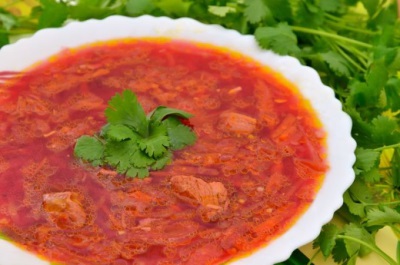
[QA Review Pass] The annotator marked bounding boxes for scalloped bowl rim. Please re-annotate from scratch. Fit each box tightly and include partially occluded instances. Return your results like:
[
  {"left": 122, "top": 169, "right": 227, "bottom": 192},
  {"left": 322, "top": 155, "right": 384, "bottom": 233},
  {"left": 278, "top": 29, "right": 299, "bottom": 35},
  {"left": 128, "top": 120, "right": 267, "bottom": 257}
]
[{"left": 0, "top": 15, "right": 356, "bottom": 265}]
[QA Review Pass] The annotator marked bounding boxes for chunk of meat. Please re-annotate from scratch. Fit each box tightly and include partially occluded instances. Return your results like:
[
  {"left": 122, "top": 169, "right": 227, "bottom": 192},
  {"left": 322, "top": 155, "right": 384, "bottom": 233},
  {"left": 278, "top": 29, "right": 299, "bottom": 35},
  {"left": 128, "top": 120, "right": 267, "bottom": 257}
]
[
  {"left": 170, "top": 175, "right": 229, "bottom": 222},
  {"left": 218, "top": 112, "right": 256, "bottom": 135},
  {"left": 170, "top": 175, "right": 228, "bottom": 208},
  {"left": 42, "top": 191, "right": 87, "bottom": 229}
]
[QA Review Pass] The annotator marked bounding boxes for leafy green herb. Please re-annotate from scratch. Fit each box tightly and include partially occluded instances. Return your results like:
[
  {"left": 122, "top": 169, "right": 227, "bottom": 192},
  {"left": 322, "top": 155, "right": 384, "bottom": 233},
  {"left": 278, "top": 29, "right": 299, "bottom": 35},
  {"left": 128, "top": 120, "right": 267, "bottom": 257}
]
[
  {"left": 74, "top": 136, "right": 104, "bottom": 166},
  {"left": 74, "top": 89, "right": 196, "bottom": 178},
  {"left": 315, "top": 223, "right": 398, "bottom": 265},
  {"left": 105, "top": 89, "right": 148, "bottom": 137},
  {"left": 365, "top": 206, "right": 400, "bottom": 227},
  {"left": 4, "top": 0, "right": 400, "bottom": 264},
  {"left": 313, "top": 223, "right": 339, "bottom": 258},
  {"left": 254, "top": 23, "right": 301, "bottom": 55},
  {"left": 243, "top": 0, "right": 272, "bottom": 24}
]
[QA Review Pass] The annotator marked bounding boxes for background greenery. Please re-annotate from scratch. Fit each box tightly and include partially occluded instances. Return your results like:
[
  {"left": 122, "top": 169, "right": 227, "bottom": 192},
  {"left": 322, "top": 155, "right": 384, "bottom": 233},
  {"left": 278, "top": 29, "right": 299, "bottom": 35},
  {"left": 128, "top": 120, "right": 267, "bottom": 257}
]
[{"left": 1, "top": 0, "right": 400, "bottom": 264}]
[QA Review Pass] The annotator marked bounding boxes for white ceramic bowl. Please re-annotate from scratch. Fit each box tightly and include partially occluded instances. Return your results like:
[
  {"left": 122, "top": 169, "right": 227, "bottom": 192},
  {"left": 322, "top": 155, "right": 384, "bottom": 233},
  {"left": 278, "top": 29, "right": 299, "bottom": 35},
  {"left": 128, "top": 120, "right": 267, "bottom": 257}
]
[{"left": 0, "top": 15, "right": 356, "bottom": 265}]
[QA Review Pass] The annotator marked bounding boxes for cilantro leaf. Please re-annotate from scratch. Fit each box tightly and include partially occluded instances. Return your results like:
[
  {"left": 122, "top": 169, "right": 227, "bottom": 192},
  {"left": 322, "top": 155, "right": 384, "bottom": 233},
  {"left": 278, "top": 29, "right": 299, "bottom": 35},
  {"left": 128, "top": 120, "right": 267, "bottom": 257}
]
[
  {"left": 361, "top": 167, "right": 381, "bottom": 183},
  {"left": 255, "top": 23, "right": 300, "bottom": 55},
  {"left": 131, "top": 149, "right": 155, "bottom": 168},
  {"left": 126, "top": 167, "right": 149, "bottom": 179},
  {"left": 244, "top": 0, "right": 273, "bottom": 24},
  {"left": 207, "top": 6, "right": 235, "bottom": 17},
  {"left": 125, "top": 0, "right": 155, "bottom": 16},
  {"left": 102, "top": 124, "right": 138, "bottom": 141},
  {"left": 104, "top": 139, "right": 138, "bottom": 172},
  {"left": 314, "top": 224, "right": 339, "bottom": 258},
  {"left": 366, "top": 61, "right": 389, "bottom": 94},
  {"left": 319, "top": 0, "right": 341, "bottom": 12},
  {"left": 69, "top": 0, "right": 125, "bottom": 20},
  {"left": 320, "top": 51, "right": 351, "bottom": 77},
  {"left": 344, "top": 191, "right": 366, "bottom": 218},
  {"left": 151, "top": 151, "right": 172, "bottom": 170},
  {"left": 348, "top": 80, "right": 372, "bottom": 108},
  {"left": 371, "top": 115, "right": 400, "bottom": 146},
  {"left": 138, "top": 123, "right": 170, "bottom": 157},
  {"left": 164, "top": 117, "right": 197, "bottom": 150},
  {"left": 385, "top": 78, "right": 400, "bottom": 111},
  {"left": 38, "top": 0, "right": 68, "bottom": 29},
  {"left": 263, "top": 0, "right": 292, "bottom": 21},
  {"left": 138, "top": 135, "right": 169, "bottom": 157},
  {"left": 332, "top": 239, "right": 350, "bottom": 264},
  {"left": 290, "top": 0, "right": 324, "bottom": 28},
  {"left": 155, "top": 0, "right": 192, "bottom": 17},
  {"left": 105, "top": 90, "right": 148, "bottom": 137},
  {"left": 349, "top": 180, "right": 374, "bottom": 204},
  {"left": 149, "top": 106, "right": 193, "bottom": 124},
  {"left": 342, "top": 224, "right": 374, "bottom": 257},
  {"left": 0, "top": 10, "right": 17, "bottom": 31},
  {"left": 365, "top": 206, "right": 400, "bottom": 227},
  {"left": 354, "top": 147, "right": 380, "bottom": 173},
  {"left": 75, "top": 90, "right": 196, "bottom": 178},
  {"left": 74, "top": 136, "right": 104, "bottom": 165}
]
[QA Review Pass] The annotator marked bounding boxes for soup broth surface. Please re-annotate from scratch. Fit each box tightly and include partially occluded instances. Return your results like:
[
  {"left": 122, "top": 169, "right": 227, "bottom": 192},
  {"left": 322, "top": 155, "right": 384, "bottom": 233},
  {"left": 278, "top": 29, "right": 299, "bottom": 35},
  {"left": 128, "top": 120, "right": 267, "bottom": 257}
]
[{"left": 0, "top": 39, "right": 327, "bottom": 265}]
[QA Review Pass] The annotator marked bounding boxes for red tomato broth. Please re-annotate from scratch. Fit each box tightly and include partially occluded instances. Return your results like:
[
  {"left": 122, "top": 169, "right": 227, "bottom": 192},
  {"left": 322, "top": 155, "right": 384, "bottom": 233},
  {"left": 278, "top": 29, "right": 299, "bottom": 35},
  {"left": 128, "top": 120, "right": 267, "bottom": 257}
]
[{"left": 0, "top": 38, "right": 328, "bottom": 265}]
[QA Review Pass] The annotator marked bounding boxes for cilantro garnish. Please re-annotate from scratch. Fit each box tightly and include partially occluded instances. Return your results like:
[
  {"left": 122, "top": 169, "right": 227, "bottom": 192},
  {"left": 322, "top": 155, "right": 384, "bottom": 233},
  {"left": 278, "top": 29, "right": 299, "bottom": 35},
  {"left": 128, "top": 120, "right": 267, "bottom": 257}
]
[{"left": 74, "top": 90, "right": 196, "bottom": 178}]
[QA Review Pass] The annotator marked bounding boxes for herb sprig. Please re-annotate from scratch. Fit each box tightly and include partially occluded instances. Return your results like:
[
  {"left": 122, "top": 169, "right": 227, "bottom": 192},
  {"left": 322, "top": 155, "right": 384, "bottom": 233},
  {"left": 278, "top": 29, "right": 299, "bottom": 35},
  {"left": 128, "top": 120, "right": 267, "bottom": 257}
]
[
  {"left": 74, "top": 90, "right": 196, "bottom": 178},
  {"left": 3, "top": 0, "right": 400, "bottom": 264}
]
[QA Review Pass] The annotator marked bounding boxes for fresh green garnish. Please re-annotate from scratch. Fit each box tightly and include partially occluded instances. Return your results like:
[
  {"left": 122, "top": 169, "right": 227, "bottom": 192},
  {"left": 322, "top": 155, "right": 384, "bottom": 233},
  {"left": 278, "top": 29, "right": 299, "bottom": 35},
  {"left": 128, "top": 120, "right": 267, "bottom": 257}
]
[
  {"left": 74, "top": 90, "right": 196, "bottom": 178},
  {"left": 4, "top": 0, "right": 400, "bottom": 264}
]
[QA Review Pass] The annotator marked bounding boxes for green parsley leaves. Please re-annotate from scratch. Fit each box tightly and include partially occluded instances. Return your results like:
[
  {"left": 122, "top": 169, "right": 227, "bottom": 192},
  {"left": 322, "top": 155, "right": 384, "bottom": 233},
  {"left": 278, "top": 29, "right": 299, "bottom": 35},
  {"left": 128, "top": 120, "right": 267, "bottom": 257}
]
[
  {"left": 74, "top": 90, "right": 196, "bottom": 178},
  {"left": 314, "top": 222, "right": 398, "bottom": 265},
  {"left": 105, "top": 89, "right": 148, "bottom": 137}
]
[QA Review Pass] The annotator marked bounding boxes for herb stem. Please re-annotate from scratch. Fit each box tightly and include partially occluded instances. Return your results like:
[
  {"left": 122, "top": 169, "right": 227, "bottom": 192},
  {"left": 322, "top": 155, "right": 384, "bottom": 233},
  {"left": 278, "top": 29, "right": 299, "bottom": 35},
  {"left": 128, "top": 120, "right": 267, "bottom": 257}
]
[
  {"left": 363, "top": 200, "right": 400, "bottom": 206},
  {"left": 337, "top": 207, "right": 359, "bottom": 223},
  {"left": 240, "top": 16, "right": 248, "bottom": 35},
  {"left": 324, "top": 12, "right": 366, "bottom": 23},
  {"left": 374, "top": 144, "right": 400, "bottom": 151},
  {"left": 336, "top": 41, "right": 369, "bottom": 66},
  {"left": 290, "top": 26, "right": 373, "bottom": 48},
  {"left": 325, "top": 19, "right": 378, "bottom": 35},
  {"left": 329, "top": 42, "right": 366, "bottom": 72},
  {"left": 374, "top": 184, "right": 392, "bottom": 188},
  {"left": 337, "top": 235, "right": 398, "bottom": 265}
]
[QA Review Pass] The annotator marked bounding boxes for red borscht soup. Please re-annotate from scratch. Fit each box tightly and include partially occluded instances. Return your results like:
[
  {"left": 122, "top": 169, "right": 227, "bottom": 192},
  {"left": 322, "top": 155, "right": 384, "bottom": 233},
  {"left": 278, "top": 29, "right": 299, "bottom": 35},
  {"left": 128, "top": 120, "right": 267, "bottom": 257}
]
[{"left": 0, "top": 39, "right": 327, "bottom": 265}]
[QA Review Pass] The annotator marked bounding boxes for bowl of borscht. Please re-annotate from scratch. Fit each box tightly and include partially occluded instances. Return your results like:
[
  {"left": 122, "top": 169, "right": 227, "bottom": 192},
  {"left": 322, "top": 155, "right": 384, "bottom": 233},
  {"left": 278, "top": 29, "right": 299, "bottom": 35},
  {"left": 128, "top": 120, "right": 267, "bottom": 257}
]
[{"left": 0, "top": 15, "right": 356, "bottom": 265}]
